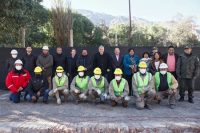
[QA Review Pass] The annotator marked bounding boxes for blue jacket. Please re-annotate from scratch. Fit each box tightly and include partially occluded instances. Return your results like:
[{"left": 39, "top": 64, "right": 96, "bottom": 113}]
[{"left": 123, "top": 54, "right": 140, "bottom": 76}]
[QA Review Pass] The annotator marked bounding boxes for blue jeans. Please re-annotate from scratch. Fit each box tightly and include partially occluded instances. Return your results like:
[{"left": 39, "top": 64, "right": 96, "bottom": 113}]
[
  {"left": 27, "top": 89, "right": 50, "bottom": 102},
  {"left": 10, "top": 92, "right": 21, "bottom": 103}
]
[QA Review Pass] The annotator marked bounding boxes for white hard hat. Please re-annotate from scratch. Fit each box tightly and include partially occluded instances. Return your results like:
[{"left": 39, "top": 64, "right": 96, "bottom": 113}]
[
  {"left": 14, "top": 59, "right": 23, "bottom": 65},
  {"left": 159, "top": 63, "right": 168, "bottom": 69},
  {"left": 42, "top": 46, "right": 49, "bottom": 50},
  {"left": 11, "top": 49, "right": 18, "bottom": 55}
]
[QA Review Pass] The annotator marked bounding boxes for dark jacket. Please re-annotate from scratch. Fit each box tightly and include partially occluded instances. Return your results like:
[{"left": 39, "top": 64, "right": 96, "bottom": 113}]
[
  {"left": 53, "top": 53, "right": 67, "bottom": 73},
  {"left": 76, "top": 55, "right": 92, "bottom": 74},
  {"left": 27, "top": 74, "right": 48, "bottom": 96},
  {"left": 162, "top": 53, "right": 179, "bottom": 71},
  {"left": 36, "top": 53, "right": 53, "bottom": 77},
  {"left": 111, "top": 54, "right": 124, "bottom": 70},
  {"left": 176, "top": 53, "right": 200, "bottom": 79},
  {"left": 21, "top": 53, "right": 36, "bottom": 75},
  {"left": 149, "top": 60, "right": 163, "bottom": 75},
  {"left": 93, "top": 52, "right": 111, "bottom": 76},
  {"left": 5, "top": 57, "right": 18, "bottom": 73},
  {"left": 67, "top": 55, "right": 78, "bottom": 79}
]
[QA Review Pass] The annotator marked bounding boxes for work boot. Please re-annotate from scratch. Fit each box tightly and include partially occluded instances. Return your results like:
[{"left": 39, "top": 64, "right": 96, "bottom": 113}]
[
  {"left": 122, "top": 101, "right": 128, "bottom": 108},
  {"left": 111, "top": 100, "right": 117, "bottom": 107},
  {"left": 178, "top": 97, "right": 184, "bottom": 102},
  {"left": 57, "top": 98, "right": 61, "bottom": 105},
  {"left": 188, "top": 98, "right": 194, "bottom": 103},
  {"left": 157, "top": 99, "right": 161, "bottom": 104}
]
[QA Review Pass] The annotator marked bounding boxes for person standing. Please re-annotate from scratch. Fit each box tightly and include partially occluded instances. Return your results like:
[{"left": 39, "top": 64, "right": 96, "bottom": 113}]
[
  {"left": 5, "top": 49, "right": 19, "bottom": 73},
  {"left": 76, "top": 49, "right": 92, "bottom": 76},
  {"left": 5, "top": 59, "right": 30, "bottom": 103},
  {"left": 162, "top": 45, "right": 179, "bottom": 79},
  {"left": 53, "top": 47, "right": 67, "bottom": 75},
  {"left": 149, "top": 52, "right": 163, "bottom": 75},
  {"left": 93, "top": 45, "right": 111, "bottom": 81},
  {"left": 36, "top": 46, "right": 53, "bottom": 89},
  {"left": 123, "top": 48, "right": 140, "bottom": 96},
  {"left": 176, "top": 45, "right": 199, "bottom": 103},
  {"left": 21, "top": 46, "right": 36, "bottom": 77},
  {"left": 67, "top": 48, "right": 78, "bottom": 84}
]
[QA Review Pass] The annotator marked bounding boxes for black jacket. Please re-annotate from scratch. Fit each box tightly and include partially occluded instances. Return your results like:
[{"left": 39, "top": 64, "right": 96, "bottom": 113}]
[
  {"left": 93, "top": 52, "right": 111, "bottom": 76},
  {"left": 21, "top": 53, "right": 36, "bottom": 74},
  {"left": 111, "top": 54, "right": 123, "bottom": 70},
  {"left": 76, "top": 55, "right": 92, "bottom": 71},
  {"left": 53, "top": 53, "right": 67, "bottom": 72},
  {"left": 176, "top": 53, "right": 200, "bottom": 79},
  {"left": 27, "top": 74, "right": 48, "bottom": 96},
  {"left": 67, "top": 55, "right": 78, "bottom": 76},
  {"left": 5, "top": 57, "right": 18, "bottom": 73}
]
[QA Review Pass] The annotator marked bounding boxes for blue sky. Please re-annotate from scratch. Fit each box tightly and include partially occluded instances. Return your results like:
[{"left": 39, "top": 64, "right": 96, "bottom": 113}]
[{"left": 42, "top": 0, "right": 200, "bottom": 24}]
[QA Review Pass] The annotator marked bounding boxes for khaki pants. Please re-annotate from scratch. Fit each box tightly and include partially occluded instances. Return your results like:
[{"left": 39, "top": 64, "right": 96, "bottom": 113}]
[
  {"left": 157, "top": 90, "right": 176, "bottom": 105},
  {"left": 111, "top": 97, "right": 129, "bottom": 107},
  {"left": 49, "top": 89, "right": 69, "bottom": 101},
  {"left": 47, "top": 76, "right": 52, "bottom": 89},
  {"left": 71, "top": 91, "right": 87, "bottom": 101},
  {"left": 135, "top": 90, "right": 155, "bottom": 109}
]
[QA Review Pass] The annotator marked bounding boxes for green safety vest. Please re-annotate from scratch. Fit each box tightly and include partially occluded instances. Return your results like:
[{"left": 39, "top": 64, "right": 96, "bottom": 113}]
[
  {"left": 55, "top": 75, "right": 67, "bottom": 87},
  {"left": 75, "top": 76, "right": 89, "bottom": 91},
  {"left": 91, "top": 76, "right": 105, "bottom": 91},
  {"left": 112, "top": 78, "right": 126, "bottom": 96},
  {"left": 155, "top": 72, "right": 172, "bottom": 92},
  {"left": 134, "top": 72, "right": 151, "bottom": 94}
]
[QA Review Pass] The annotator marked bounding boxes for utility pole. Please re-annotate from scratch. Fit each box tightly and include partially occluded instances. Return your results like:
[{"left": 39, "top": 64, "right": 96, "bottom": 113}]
[{"left": 128, "top": 0, "right": 132, "bottom": 46}]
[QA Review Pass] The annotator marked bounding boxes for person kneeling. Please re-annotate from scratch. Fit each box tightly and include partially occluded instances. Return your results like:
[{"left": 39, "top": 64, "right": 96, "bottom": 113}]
[
  {"left": 109, "top": 68, "right": 130, "bottom": 108},
  {"left": 27, "top": 66, "right": 49, "bottom": 104},
  {"left": 70, "top": 66, "right": 89, "bottom": 104},
  {"left": 88, "top": 67, "right": 109, "bottom": 104},
  {"left": 49, "top": 66, "right": 69, "bottom": 105},
  {"left": 155, "top": 63, "right": 178, "bottom": 109},
  {"left": 6, "top": 59, "right": 30, "bottom": 103},
  {"left": 133, "top": 61, "right": 155, "bottom": 110}
]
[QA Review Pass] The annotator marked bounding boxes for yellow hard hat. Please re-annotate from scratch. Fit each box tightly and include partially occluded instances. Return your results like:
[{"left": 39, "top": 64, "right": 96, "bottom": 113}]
[
  {"left": 56, "top": 66, "right": 64, "bottom": 73},
  {"left": 34, "top": 66, "right": 42, "bottom": 73},
  {"left": 93, "top": 67, "right": 102, "bottom": 75},
  {"left": 114, "top": 68, "right": 123, "bottom": 75},
  {"left": 138, "top": 61, "right": 147, "bottom": 68},
  {"left": 77, "top": 66, "right": 86, "bottom": 72}
]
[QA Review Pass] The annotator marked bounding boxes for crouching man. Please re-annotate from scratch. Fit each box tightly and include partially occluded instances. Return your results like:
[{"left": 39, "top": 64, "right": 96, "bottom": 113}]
[
  {"left": 133, "top": 61, "right": 155, "bottom": 110},
  {"left": 109, "top": 68, "right": 130, "bottom": 108},
  {"left": 88, "top": 67, "right": 109, "bottom": 104},
  {"left": 155, "top": 63, "right": 178, "bottom": 109},
  {"left": 49, "top": 66, "right": 69, "bottom": 104},
  {"left": 27, "top": 66, "right": 49, "bottom": 103},
  {"left": 70, "top": 66, "right": 89, "bottom": 104},
  {"left": 6, "top": 59, "right": 30, "bottom": 103}
]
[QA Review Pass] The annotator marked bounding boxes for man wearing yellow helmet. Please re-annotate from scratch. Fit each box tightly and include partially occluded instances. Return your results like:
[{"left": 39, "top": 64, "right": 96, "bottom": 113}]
[
  {"left": 132, "top": 61, "right": 155, "bottom": 110},
  {"left": 27, "top": 66, "right": 49, "bottom": 103},
  {"left": 70, "top": 65, "right": 89, "bottom": 104},
  {"left": 49, "top": 66, "right": 69, "bottom": 105},
  {"left": 88, "top": 67, "right": 109, "bottom": 103},
  {"left": 109, "top": 68, "right": 130, "bottom": 107}
]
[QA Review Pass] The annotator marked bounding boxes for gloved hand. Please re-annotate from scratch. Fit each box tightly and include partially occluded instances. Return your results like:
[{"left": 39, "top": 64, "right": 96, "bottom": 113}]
[
  {"left": 97, "top": 89, "right": 101, "bottom": 95},
  {"left": 53, "top": 88, "right": 58, "bottom": 93},
  {"left": 74, "top": 89, "right": 80, "bottom": 94}
]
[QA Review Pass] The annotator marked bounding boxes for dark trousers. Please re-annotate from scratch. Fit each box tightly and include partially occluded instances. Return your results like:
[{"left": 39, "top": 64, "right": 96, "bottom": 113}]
[
  {"left": 170, "top": 71, "right": 177, "bottom": 79},
  {"left": 10, "top": 92, "right": 21, "bottom": 103},
  {"left": 124, "top": 74, "right": 133, "bottom": 96},
  {"left": 28, "top": 89, "right": 50, "bottom": 102},
  {"left": 179, "top": 78, "right": 195, "bottom": 99}
]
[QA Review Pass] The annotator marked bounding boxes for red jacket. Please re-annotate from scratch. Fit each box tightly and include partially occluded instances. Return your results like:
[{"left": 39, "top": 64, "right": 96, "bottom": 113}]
[{"left": 5, "top": 69, "right": 31, "bottom": 93}]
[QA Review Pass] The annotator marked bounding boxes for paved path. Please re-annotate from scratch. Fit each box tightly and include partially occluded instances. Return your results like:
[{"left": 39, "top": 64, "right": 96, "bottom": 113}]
[{"left": 0, "top": 90, "right": 200, "bottom": 133}]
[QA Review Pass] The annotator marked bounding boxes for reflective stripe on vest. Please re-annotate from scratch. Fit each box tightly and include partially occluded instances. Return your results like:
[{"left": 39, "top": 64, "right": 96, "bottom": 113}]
[
  {"left": 155, "top": 72, "right": 172, "bottom": 92},
  {"left": 55, "top": 75, "right": 67, "bottom": 87},
  {"left": 91, "top": 76, "right": 105, "bottom": 91},
  {"left": 75, "top": 76, "right": 89, "bottom": 91},
  {"left": 112, "top": 78, "right": 126, "bottom": 96},
  {"left": 134, "top": 72, "right": 151, "bottom": 94}
]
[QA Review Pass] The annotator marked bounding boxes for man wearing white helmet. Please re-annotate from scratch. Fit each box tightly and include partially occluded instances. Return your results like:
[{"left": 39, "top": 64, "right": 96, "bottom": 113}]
[
  {"left": 36, "top": 45, "right": 53, "bottom": 89},
  {"left": 5, "top": 49, "right": 19, "bottom": 73},
  {"left": 154, "top": 63, "right": 178, "bottom": 109},
  {"left": 5, "top": 59, "right": 30, "bottom": 103}
]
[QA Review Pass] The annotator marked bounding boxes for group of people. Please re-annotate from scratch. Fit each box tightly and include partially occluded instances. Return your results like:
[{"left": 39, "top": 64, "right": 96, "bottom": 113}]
[{"left": 5, "top": 45, "right": 199, "bottom": 110}]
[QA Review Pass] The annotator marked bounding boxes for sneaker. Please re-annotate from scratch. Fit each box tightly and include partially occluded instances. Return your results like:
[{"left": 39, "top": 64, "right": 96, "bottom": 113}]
[
  {"left": 188, "top": 98, "right": 194, "bottom": 103},
  {"left": 178, "top": 97, "right": 184, "bottom": 102}
]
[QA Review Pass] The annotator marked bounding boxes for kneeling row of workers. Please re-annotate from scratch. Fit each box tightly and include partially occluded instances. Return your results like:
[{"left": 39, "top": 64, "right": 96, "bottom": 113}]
[{"left": 6, "top": 59, "right": 178, "bottom": 109}]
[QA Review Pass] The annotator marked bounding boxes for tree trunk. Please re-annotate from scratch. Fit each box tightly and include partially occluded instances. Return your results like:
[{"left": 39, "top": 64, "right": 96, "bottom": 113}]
[{"left": 21, "top": 27, "right": 26, "bottom": 47}]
